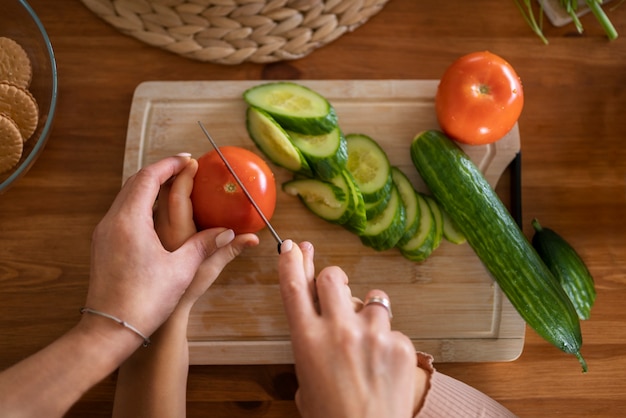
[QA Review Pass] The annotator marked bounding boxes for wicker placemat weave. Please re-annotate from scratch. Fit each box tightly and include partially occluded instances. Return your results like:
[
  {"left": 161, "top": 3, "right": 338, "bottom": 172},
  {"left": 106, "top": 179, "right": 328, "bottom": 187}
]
[{"left": 80, "top": 0, "right": 389, "bottom": 65}]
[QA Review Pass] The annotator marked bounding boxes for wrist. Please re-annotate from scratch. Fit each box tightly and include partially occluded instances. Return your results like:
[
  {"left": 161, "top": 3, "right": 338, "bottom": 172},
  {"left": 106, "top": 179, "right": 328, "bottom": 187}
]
[
  {"left": 33, "top": 313, "right": 148, "bottom": 405},
  {"left": 75, "top": 310, "right": 146, "bottom": 362},
  {"left": 174, "top": 298, "right": 195, "bottom": 317},
  {"left": 140, "top": 302, "right": 192, "bottom": 346},
  {"left": 80, "top": 307, "right": 151, "bottom": 347}
]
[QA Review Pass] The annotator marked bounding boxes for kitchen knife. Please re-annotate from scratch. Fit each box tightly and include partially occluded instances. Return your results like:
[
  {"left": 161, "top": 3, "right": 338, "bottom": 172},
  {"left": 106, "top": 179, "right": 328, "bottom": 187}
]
[{"left": 198, "top": 121, "right": 283, "bottom": 254}]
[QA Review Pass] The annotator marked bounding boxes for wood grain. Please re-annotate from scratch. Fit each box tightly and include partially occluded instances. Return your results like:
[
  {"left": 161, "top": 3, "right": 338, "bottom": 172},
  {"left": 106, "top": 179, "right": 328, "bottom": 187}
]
[
  {"left": 124, "top": 79, "right": 523, "bottom": 364},
  {"left": 1, "top": 0, "right": 625, "bottom": 416}
]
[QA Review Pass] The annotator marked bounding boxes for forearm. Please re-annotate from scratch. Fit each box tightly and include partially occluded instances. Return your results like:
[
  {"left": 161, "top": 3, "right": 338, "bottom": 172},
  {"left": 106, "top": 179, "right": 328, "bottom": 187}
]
[
  {"left": 113, "top": 303, "right": 192, "bottom": 418},
  {"left": 0, "top": 315, "right": 140, "bottom": 418}
]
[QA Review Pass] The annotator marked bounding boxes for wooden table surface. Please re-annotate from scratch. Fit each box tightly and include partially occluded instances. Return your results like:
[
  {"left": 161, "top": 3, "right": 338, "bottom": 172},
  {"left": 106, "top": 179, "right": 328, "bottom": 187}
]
[{"left": 1, "top": 0, "right": 625, "bottom": 416}]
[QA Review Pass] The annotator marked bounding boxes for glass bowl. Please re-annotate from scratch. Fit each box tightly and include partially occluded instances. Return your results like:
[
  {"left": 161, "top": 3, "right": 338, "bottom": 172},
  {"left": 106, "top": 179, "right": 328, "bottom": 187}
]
[{"left": 0, "top": 0, "right": 57, "bottom": 194}]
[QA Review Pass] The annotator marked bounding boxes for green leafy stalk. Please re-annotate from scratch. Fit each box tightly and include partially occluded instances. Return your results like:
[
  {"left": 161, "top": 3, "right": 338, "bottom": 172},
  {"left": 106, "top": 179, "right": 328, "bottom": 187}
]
[
  {"left": 516, "top": 0, "right": 619, "bottom": 43},
  {"left": 586, "top": 0, "right": 619, "bottom": 40},
  {"left": 560, "top": 0, "right": 584, "bottom": 33},
  {"left": 513, "top": 0, "right": 549, "bottom": 44}
]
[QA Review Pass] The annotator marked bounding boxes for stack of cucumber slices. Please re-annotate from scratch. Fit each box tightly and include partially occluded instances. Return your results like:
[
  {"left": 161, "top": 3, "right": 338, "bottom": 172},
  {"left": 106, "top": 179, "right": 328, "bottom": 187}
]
[{"left": 243, "top": 82, "right": 466, "bottom": 261}]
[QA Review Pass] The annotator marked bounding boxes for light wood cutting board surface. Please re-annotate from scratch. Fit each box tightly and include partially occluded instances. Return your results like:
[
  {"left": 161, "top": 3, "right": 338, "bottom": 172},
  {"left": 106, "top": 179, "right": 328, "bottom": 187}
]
[{"left": 124, "top": 80, "right": 524, "bottom": 364}]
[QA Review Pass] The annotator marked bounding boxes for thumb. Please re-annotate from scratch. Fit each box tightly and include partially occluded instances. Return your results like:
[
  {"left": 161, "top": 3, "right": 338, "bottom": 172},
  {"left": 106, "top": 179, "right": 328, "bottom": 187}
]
[
  {"left": 185, "top": 232, "right": 260, "bottom": 303},
  {"left": 172, "top": 228, "right": 234, "bottom": 273},
  {"left": 173, "top": 228, "right": 259, "bottom": 286},
  {"left": 195, "top": 232, "right": 260, "bottom": 280}
]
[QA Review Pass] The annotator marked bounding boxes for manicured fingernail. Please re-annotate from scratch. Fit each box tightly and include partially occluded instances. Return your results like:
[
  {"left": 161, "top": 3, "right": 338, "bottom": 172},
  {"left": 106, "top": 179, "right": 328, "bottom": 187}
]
[
  {"left": 281, "top": 239, "right": 293, "bottom": 253},
  {"left": 215, "top": 229, "right": 235, "bottom": 248},
  {"left": 175, "top": 152, "right": 192, "bottom": 158}
]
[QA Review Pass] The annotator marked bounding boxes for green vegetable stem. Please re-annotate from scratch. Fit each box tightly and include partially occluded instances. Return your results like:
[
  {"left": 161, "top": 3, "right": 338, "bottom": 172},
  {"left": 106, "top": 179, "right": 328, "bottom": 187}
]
[
  {"left": 513, "top": 0, "right": 549, "bottom": 44},
  {"left": 561, "top": 0, "right": 585, "bottom": 33},
  {"left": 514, "top": 0, "right": 618, "bottom": 43},
  {"left": 585, "top": 0, "right": 619, "bottom": 40}
]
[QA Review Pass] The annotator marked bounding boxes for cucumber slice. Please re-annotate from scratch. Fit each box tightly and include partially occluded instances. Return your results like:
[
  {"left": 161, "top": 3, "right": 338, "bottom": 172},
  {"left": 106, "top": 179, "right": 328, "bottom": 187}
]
[
  {"left": 359, "top": 185, "right": 406, "bottom": 251},
  {"left": 398, "top": 192, "right": 437, "bottom": 262},
  {"left": 345, "top": 133, "right": 393, "bottom": 203},
  {"left": 331, "top": 170, "right": 367, "bottom": 234},
  {"left": 288, "top": 126, "right": 348, "bottom": 181},
  {"left": 442, "top": 206, "right": 467, "bottom": 244},
  {"left": 364, "top": 192, "right": 391, "bottom": 219},
  {"left": 424, "top": 195, "right": 444, "bottom": 252},
  {"left": 246, "top": 106, "right": 312, "bottom": 175},
  {"left": 391, "top": 167, "right": 421, "bottom": 247},
  {"left": 283, "top": 178, "right": 353, "bottom": 225},
  {"left": 244, "top": 82, "right": 338, "bottom": 135}
]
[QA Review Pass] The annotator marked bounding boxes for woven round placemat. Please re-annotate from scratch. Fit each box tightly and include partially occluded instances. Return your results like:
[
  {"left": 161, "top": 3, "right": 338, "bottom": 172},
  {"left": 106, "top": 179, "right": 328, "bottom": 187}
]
[{"left": 80, "top": 0, "right": 389, "bottom": 65}]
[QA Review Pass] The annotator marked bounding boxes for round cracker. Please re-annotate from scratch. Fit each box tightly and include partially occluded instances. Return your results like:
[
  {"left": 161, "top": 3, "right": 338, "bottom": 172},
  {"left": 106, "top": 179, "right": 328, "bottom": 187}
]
[
  {"left": 0, "top": 81, "right": 38, "bottom": 142},
  {"left": 0, "top": 113, "right": 24, "bottom": 173},
  {"left": 0, "top": 37, "right": 32, "bottom": 89}
]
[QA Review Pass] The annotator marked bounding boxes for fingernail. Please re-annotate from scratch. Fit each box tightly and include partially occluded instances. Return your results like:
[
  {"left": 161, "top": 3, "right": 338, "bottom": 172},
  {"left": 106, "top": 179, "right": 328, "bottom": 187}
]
[
  {"left": 215, "top": 229, "right": 235, "bottom": 248},
  {"left": 281, "top": 239, "right": 293, "bottom": 253},
  {"left": 175, "top": 152, "right": 192, "bottom": 158}
]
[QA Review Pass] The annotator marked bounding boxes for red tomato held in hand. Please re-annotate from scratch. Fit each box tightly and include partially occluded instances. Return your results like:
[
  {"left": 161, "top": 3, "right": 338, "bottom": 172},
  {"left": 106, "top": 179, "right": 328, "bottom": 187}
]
[
  {"left": 191, "top": 146, "right": 277, "bottom": 234},
  {"left": 435, "top": 51, "right": 524, "bottom": 145}
]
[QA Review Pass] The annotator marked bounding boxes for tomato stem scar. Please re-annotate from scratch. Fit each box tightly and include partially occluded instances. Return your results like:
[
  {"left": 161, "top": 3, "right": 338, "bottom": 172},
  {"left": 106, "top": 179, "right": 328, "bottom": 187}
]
[{"left": 224, "top": 182, "right": 238, "bottom": 193}]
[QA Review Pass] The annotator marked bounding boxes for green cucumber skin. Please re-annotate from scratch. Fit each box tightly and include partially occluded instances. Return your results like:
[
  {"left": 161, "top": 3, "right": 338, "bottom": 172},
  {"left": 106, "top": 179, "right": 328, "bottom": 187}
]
[
  {"left": 244, "top": 82, "right": 338, "bottom": 135},
  {"left": 391, "top": 167, "right": 421, "bottom": 247},
  {"left": 283, "top": 178, "right": 353, "bottom": 225},
  {"left": 398, "top": 192, "right": 437, "bottom": 262},
  {"left": 289, "top": 128, "right": 348, "bottom": 181},
  {"left": 338, "top": 171, "right": 367, "bottom": 235},
  {"left": 329, "top": 170, "right": 366, "bottom": 233},
  {"left": 531, "top": 219, "right": 596, "bottom": 320},
  {"left": 423, "top": 195, "right": 443, "bottom": 253},
  {"left": 345, "top": 134, "right": 393, "bottom": 203},
  {"left": 361, "top": 176, "right": 393, "bottom": 204},
  {"left": 441, "top": 206, "right": 467, "bottom": 245},
  {"left": 278, "top": 111, "right": 337, "bottom": 136},
  {"left": 364, "top": 191, "right": 392, "bottom": 219},
  {"left": 245, "top": 107, "right": 313, "bottom": 176},
  {"left": 359, "top": 185, "right": 406, "bottom": 251},
  {"left": 411, "top": 130, "right": 585, "bottom": 368}
]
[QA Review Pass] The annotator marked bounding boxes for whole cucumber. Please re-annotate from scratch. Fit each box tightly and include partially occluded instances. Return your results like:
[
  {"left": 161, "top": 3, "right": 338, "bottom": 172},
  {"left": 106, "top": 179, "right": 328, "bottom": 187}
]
[
  {"left": 531, "top": 219, "right": 596, "bottom": 320},
  {"left": 411, "top": 130, "right": 587, "bottom": 371}
]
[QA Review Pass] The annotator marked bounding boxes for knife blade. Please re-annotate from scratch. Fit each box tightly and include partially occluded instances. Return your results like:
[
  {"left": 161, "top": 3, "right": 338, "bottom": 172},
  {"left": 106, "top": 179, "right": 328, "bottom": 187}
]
[{"left": 198, "top": 121, "right": 283, "bottom": 254}]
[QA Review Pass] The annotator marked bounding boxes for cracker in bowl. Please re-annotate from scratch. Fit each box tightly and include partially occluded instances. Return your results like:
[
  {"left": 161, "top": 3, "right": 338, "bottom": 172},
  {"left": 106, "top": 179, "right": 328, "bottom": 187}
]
[
  {"left": 0, "top": 36, "right": 32, "bottom": 89},
  {"left": 0, "top": 81, "right": 38, "bottom": 142},
  {"left": 0, "top": 37, "right": 40, "bottom": 175},
  {"left": 0, "top": 113, "right": 24, "bottom": 173}
]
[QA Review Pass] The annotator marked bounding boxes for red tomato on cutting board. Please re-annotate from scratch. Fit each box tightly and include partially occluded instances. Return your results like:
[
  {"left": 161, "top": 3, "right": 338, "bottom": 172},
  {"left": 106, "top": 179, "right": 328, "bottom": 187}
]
[
  {"left": 191, "top": 146, "right": 277, "bottom": 234},
  {"left": 435, "top": 51, "right": 524, "bottom": 145}
]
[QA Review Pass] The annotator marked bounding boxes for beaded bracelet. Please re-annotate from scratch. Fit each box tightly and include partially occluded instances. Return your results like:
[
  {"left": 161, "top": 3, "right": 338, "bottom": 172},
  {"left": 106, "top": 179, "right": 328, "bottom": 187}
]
[{"left": 80, "top": 307, "right": 151, "bottom": 347}]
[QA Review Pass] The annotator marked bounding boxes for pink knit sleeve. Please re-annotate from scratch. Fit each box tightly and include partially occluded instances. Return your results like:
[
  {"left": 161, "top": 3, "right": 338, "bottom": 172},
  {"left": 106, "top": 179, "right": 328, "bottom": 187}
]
[{"left": 414, "top": 352, "right": 517, "bottom": 418}]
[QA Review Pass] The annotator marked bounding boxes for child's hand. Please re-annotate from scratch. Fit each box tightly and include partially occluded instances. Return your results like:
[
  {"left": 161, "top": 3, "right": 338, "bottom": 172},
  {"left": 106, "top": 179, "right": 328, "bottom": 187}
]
[{"left": 153, "top": 157, "right": 258, "bottom": 309}]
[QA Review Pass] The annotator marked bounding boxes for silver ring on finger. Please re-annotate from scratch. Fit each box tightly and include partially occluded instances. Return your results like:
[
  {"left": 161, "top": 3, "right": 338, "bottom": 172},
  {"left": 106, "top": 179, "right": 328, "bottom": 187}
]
[{"left": 363, "top": 296, "right": 393, "bottom": 319}]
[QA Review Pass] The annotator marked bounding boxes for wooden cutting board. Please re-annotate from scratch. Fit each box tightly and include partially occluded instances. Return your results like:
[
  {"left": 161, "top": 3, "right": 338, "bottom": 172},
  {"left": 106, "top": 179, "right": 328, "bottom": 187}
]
[{"left": 124, "top": 80, "right": 525, "bottom": 365}]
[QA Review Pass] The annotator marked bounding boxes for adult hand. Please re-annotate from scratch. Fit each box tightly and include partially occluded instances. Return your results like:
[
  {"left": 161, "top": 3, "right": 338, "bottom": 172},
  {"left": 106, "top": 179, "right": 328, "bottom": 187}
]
[
  {"left": 278, "top": 240, "right": 418, "bottom": 418},
  {"left": 111, "top": 157, "right": 259, "bottom": 418},
  {"left": 153, "top": 157, "right": 259, "bottom": 309},
  {"left": 83, "top": 155, "right": 252, "bottom": 344}
]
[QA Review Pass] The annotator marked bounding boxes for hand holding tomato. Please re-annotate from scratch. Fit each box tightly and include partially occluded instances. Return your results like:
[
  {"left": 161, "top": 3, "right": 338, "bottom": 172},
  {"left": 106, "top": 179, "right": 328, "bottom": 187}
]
[
  {"left": 155, "top": 157, "right": 199, "bottom": 251},
  {"left": 155, "top": 155, "right": 260, "bottom": 307},
  {"left": 435, "top": 51, "right": 524, "bottom": 145},
  {"left": 191, "top": 146, "right": 277, "bottom": 234}
]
